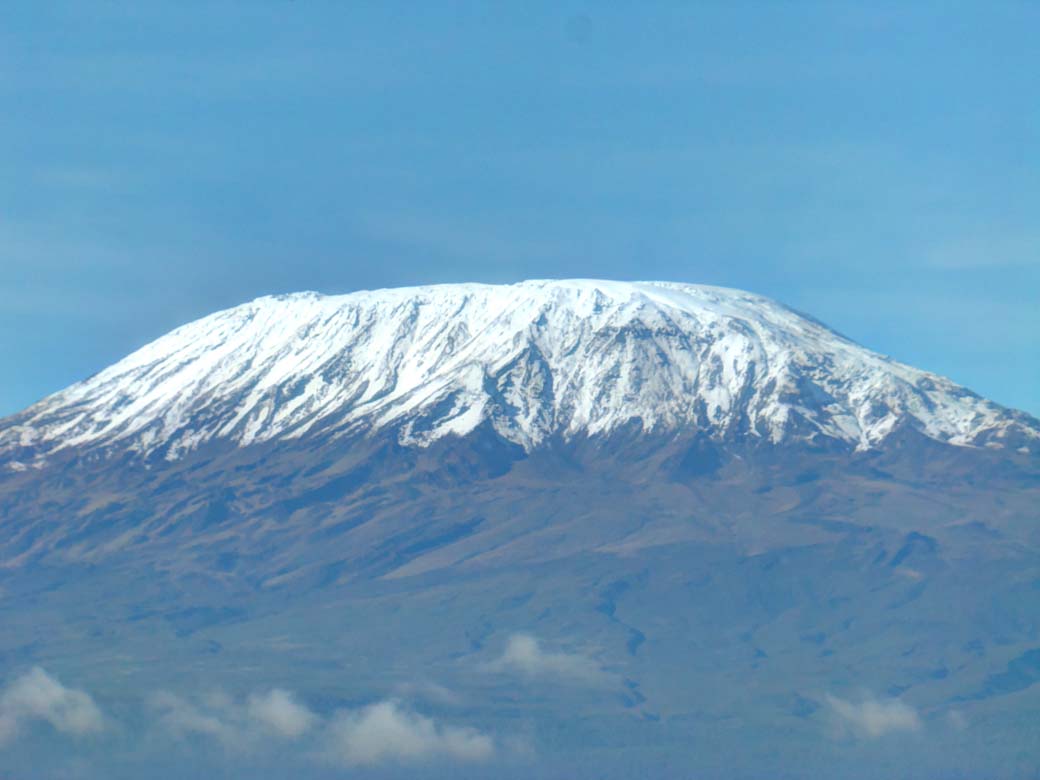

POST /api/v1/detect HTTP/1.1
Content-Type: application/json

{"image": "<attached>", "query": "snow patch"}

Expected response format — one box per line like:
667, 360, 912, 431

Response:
1, 280, 1036, 460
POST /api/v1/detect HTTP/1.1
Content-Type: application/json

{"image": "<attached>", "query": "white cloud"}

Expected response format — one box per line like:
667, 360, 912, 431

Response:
0, 669, 497, 771
0, 667, 104, 745
247, 689, 317, 739
325, 699, 494, 767
393, 680, 465, 708
490, 633, 613, 687
149, 687, 492, 768
149, 688, 317, 749
148, 691, 243, 749
825, 693, 921, 738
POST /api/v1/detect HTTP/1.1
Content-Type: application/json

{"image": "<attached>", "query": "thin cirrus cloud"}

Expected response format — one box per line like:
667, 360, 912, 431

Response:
825, 692, 922, 739
489, 633, 615, 687
0, 667, 105, 746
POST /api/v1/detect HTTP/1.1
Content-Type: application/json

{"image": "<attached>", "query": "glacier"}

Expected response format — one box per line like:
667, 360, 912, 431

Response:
3, 280, 1036, 466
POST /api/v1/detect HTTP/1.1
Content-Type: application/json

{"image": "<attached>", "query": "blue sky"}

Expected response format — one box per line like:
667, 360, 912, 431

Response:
2, 1, 1037, 417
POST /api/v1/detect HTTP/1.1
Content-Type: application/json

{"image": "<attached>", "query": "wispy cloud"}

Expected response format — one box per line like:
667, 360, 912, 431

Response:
393, 680, 465, 708
489, 633, 614, 687
148, 691, 242, 749
148, 688, 317, 750
0, 667, 104, 745
324, 699, 495, 767
825, 692, 921, 739
148, 685, 495, 768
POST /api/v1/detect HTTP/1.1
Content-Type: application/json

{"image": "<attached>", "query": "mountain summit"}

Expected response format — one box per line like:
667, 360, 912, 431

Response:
2, 280, 1036, 466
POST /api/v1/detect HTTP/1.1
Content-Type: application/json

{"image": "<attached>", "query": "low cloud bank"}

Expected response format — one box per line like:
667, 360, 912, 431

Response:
0, 667, 104, 745
325, 699, 495, 766
826, 692, 921, 738
491, 633, 612, 686
150, 687, 494, 767
0, 668, 496, 769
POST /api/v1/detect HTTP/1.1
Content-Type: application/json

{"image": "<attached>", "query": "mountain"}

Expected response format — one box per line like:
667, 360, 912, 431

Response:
4, 280, 1036, 467
0, 280, 1038, 780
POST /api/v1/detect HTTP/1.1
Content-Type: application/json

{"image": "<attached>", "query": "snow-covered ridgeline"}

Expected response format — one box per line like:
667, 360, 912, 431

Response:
1, 280, 1037, 463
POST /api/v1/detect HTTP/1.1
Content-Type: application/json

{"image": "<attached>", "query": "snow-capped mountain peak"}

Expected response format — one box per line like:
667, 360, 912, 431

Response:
2, 280, 1037, 464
